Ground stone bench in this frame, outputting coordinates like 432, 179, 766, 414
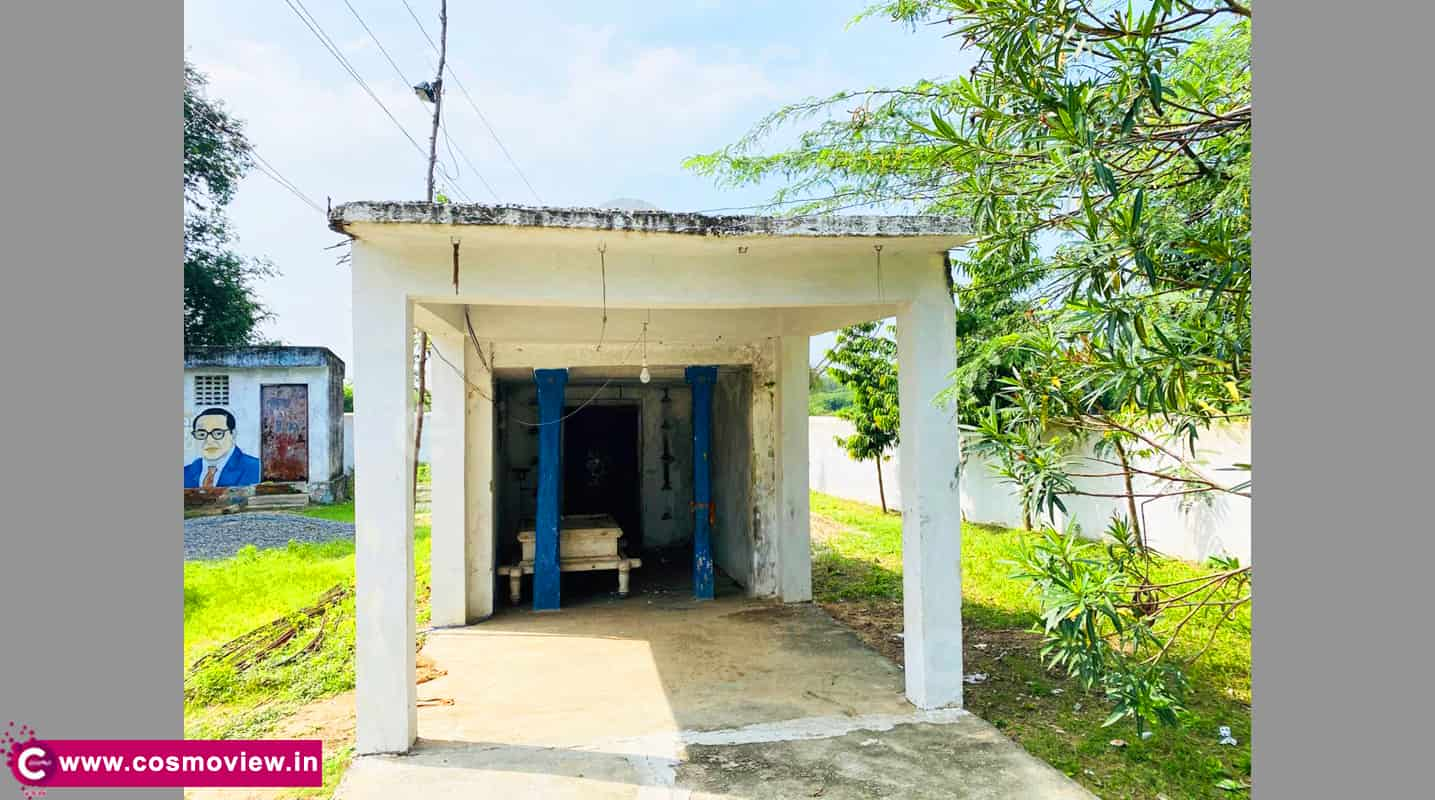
499, 514, 642, 604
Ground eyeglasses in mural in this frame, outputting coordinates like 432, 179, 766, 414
183, 407, 262, 488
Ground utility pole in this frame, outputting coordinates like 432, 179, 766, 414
423, 0, 448, 202
413, 0, 448, 506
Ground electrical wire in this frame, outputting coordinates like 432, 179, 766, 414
252, 152, 325, 214
282, 0, 432, 163
251, 161, 326, 215
443, 123, 501, 200
425, 314, 647, 427
185, 103, 326, 216
446, 70, 543, 204
594, 243, 608, 351
341, 0, 412, 90
423, 233, 647, 427
340, 0, 494, 202
400, 0, 543, 204
513, 337, 648, 428
433, 157, 473, 202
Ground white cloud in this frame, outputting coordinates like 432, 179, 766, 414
432, 22, 806, 197
181, 0, 923, 369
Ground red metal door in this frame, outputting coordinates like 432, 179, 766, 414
260, 384, 309, 482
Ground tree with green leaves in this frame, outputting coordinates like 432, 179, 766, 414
690, 0, 1252, 732
808, 368, 855, 415
184, 61, 272, 351
828, 322, 901, 513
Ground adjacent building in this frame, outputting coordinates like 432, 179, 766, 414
183, 346, 347, 509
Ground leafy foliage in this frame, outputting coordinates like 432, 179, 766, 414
809, 369, 855, 415
1010, 517, 1247, 733
809, 388, 854, 415
184, 61, 272, 351
827, 322, 901, 511
812, 491, 1251, 798
828, 323, 900, 462
690, 0, 1253, 732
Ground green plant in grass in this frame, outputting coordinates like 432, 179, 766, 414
184, 537, 360, 663
185, 478, 434, 798
184, 513, 431, 742
809, 368, 855, 415
1010, 518, 1246, 734
809, 491, 1250, 799
809, 389, 854, 416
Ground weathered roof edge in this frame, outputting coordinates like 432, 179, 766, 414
329, 201, 971, 239
184, 346, 345, 372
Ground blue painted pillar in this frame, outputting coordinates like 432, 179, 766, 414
533, 368, 568, 611
685, 366, 718, 600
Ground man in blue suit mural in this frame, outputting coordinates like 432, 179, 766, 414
183, 407, 262, 488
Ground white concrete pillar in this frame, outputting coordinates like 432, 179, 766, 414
748, 351, 780, 598
895, 270, 964, 710
465, 336, 497, 620
428, 330, 468, 628
776, 336, 812, 602
353, 264, 417, 753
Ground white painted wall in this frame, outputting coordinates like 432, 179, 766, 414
344, 413, 354, 472
809, 416, 901, 509
352, 351, 800, 597
345, 413, 436, 473
712, 367, 754, 588
810, 416, 1252, 565
427, 331, 470, 629
184, 365, 339, 483
493, 380, 697, 557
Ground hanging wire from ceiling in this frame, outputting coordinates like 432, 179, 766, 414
423, 239, 656, 426
451, 237, 461, 294
639, 309, 651, 384
594, 243, 609, 352
874, 244, 885, 303
429, 323, 647, 428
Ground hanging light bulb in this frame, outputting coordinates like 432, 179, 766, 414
639, 315, 651, 383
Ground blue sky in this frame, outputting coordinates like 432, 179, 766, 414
184, 0, 971, 372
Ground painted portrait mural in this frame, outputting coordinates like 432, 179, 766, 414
183, 407, 261, 488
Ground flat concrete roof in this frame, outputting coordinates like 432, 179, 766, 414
184, 346, 345, 372
329, 202, 970, 241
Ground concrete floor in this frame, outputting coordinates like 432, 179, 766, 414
337, 568, 1091, 799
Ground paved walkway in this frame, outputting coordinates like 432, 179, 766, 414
337, 575, 1091, 799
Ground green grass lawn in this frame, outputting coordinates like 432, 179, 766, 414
810, 491, 1252, 800
184, 500, 430, 797
183, 502, 430, 666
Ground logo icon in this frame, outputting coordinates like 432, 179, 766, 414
3, 723, 52, 799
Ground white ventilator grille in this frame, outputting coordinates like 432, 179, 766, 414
194, 374, 230, 406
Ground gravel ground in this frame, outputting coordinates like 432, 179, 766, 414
184, 513, 355, 561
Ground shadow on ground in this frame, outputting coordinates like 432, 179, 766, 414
337, 558, 1090, 799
